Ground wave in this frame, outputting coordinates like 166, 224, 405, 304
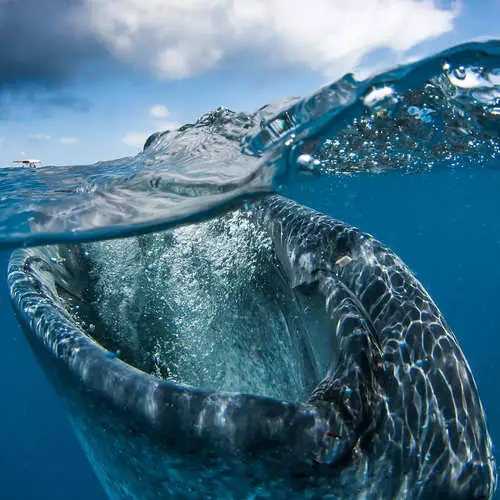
0, 40, 498, 247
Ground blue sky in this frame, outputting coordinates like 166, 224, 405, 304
0, 0, 498, 166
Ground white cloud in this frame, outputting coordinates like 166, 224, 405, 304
84, 0, 459, 80
150, 104, 170, 118
122, 131, 150, 148
30, 133, 52, 141
59, 137, 79, 145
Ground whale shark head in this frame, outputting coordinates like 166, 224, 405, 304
8, 195, 496, 499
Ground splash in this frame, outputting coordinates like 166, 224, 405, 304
0, 41, 498, 247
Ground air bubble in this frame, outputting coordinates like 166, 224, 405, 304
453, 66, 467, 80
49, 257, 65, 265
363, 86, 394, 107
296, 154, 321, 172
362, 86, 398, 115
284, 133, 296, 147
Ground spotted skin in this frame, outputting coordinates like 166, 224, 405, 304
260, 195, 497, 499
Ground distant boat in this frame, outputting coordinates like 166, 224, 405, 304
13, 159, 41, 168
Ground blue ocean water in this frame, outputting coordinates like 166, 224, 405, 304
0, 250, 106, 499
2, 168, 499, 498
1, 40, 499, 498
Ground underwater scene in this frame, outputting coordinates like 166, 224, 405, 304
1, 40, 500, 498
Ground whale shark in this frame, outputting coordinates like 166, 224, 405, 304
8, 195, 496, 499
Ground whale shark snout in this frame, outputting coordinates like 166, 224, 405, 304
8, 195, 496, 499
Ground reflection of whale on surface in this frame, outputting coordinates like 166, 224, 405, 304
8, 195, 496, 499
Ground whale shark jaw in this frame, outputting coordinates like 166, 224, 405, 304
8, 196, 496, 499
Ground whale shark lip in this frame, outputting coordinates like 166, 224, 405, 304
7, 248, 339, 462
7, 205, 350, 468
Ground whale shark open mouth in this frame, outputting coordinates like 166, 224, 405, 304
8, 195, 496, 499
